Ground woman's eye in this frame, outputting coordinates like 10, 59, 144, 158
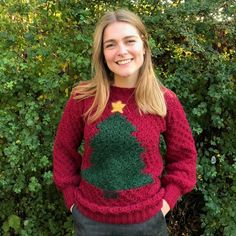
127, 40, 136, 44
105, 44, 115, 48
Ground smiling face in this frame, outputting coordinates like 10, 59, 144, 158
103, 22, 145, 87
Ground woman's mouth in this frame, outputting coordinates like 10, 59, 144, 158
116, 59, 133, 65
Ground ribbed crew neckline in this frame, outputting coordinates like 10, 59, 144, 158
110, 86, 136, 95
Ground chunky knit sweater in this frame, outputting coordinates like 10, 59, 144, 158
53, 86, 197, 224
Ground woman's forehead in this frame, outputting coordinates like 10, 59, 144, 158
103, 22, 140, 42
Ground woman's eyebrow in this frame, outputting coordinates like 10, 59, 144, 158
103, 35, 139, 44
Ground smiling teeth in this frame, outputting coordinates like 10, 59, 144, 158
117, 59, 132, 65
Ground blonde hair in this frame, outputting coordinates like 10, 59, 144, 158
73, 9, 167, 123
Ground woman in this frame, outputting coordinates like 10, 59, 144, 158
53, 9, 197, 236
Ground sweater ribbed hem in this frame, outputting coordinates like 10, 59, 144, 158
73, 183, 165, 224
77, 201, 162, 224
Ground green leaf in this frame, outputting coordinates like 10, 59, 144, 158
8, 214, 21, 231
2, 221, 9, 232
231, 186, 236, 192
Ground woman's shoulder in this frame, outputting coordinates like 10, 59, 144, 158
162, 87, 184, 112
162, 87, 178, 101
162, 87, 187, 120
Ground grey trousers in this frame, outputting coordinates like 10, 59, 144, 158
72, 206, 168, 236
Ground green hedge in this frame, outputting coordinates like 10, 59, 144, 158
0, 1, 235, 235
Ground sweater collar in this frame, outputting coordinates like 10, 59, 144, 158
110, 86, 135, 95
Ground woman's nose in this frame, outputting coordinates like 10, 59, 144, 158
117, 43, 128, 55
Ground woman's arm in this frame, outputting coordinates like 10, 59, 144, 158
161, 90, 197, 210
53, 97, 84, 210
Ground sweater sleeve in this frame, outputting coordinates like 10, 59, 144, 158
162, 90, 197, 209
53, 97, 84, 210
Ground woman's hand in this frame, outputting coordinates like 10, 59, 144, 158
70, 204, 75, 213
161, 199, 170, 217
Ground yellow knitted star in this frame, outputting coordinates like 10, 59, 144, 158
111, 101, 126, 113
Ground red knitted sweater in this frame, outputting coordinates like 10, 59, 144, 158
53, 86, 197, 224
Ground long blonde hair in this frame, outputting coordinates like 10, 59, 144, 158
73, 9, 167, 123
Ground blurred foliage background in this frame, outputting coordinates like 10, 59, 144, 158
0, 0, 235, 235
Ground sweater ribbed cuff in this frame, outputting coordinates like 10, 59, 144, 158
62, 186, 76, 210
163, 184, 182, 209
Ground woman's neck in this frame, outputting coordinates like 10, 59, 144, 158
113, 75, 138, 88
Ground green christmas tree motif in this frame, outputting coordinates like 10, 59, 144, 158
82, 113, 153, 197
